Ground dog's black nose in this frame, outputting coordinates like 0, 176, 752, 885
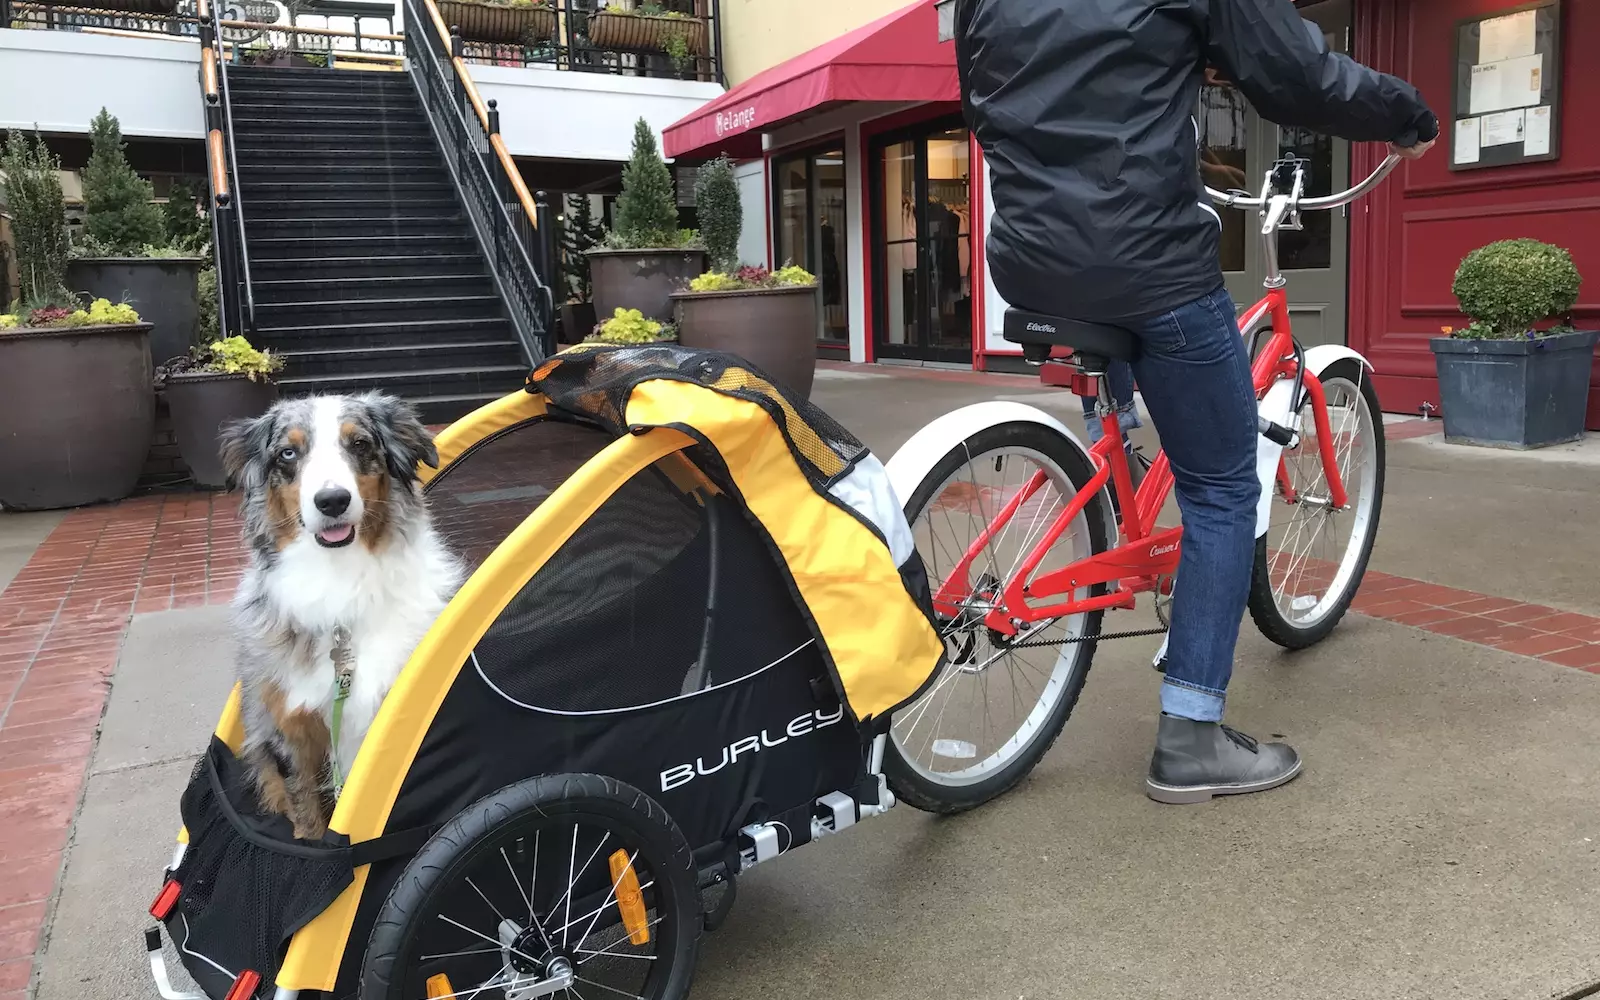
314, 487, 352, 517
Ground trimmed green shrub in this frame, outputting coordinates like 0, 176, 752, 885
82, 108, 166, 255
612, 118, 682, 249
1451, 238, 1582, 340
694, 155, 741, 273
559, 193, 605, 301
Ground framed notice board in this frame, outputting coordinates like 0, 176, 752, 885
1450, 0, 1562, 171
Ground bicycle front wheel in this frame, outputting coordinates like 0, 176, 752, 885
1248, 358, 1386, 648
886, 422, 1110, 814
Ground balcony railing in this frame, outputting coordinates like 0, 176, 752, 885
449, 0, 722, 84
3, 0, 722, 82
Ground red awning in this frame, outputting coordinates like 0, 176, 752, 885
662, 0, 957, 160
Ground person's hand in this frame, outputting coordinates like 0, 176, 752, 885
1389, 137, 1436, 160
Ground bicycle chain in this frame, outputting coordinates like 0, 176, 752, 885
1003, 625, 1169, 649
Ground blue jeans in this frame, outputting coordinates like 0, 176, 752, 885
1119, 285, 1259, 722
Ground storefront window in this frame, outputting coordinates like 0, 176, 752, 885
773, 145, 849, 344
873, 122, 972, 363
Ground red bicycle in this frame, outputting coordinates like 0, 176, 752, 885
878, 151, 1399, 814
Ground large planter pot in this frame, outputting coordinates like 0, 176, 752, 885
1429, 329, 1600, 449
437, 1, 556, 44
560, 301, 597, 346
162, 372, 280, 489
66, 257, 203, 368
586, 10, 707, 55
588, 248, 706, 325
0, 323, 156, 510
671, 284, 820, 398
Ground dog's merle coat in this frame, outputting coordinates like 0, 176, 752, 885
220, 393, 462, 840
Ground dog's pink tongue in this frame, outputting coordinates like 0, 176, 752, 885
318, 524, 354, 544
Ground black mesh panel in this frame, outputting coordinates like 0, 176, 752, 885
531, 344, 867, 488
471, 455, 814, 714
425, 417, 613, 571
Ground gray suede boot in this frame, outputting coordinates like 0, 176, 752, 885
1145, 714, 1302, 804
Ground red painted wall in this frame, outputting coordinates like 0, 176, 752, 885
1349, 0, 1600, 427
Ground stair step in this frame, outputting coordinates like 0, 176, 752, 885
248, 235, 479, 259
227, 66, 411, 84
277, 365, 530, 404
230, 101, 423, 118
246, 198, 462, 218
234, 147, 441, 165
238, 166, 449, 186
252, 254, 487, 279
241, 181, 454, 200
252, 317, 514, 347
249, 217, 468, 240
231, 118, 432, 136
254, 274, 493, 302
254, 295, 504, 324
278, 340, 525, 375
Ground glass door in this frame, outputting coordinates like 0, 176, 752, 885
773, 145, 851, 348
1204, 0, 1352, 348
872, 120, 973, 363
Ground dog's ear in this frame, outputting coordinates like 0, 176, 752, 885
218, 413, 273, 491
370, 394, 438, 483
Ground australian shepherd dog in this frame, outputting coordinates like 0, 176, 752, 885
219, 393, 463, 840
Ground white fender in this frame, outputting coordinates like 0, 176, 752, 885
884, 400, 1112, 528
1253, 344, 1375, 537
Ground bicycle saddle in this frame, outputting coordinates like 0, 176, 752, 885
1002, 307, 1139, 364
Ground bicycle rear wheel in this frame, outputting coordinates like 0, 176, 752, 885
1248, 358, 1385, 649
887, 422, 1109, 814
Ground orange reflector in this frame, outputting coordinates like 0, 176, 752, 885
149, 880, 182, 920
222, 970, 260, 1000
426, 973, 455, 999
609, 849, 649, 945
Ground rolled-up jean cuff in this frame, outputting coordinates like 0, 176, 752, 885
1161, 680, 1225, 722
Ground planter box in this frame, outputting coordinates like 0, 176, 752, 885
437, 1, 556, 44
588, 248, 706, 326
0, 323, 156, 510
1429, 329, 1599, 449
162, 372, 279, 490
672, 284, 820, 399
66, 256, 203, 367
586, 10, 707, 55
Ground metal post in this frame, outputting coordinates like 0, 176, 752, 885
486, 98, 500, 136
1, 0, 13, 30
214, 195, 241, 338
534, 190, 556, 356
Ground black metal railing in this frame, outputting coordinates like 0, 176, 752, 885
406, 0, 554, 363
451, 0, 723, 84
4, 0, 716, 82
196, 0, 255, 336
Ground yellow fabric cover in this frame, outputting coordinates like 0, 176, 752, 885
626, 378, 943, 722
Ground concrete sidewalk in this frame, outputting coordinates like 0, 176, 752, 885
21, 366, 1600, 1000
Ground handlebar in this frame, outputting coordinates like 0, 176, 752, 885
1205, 152, 1402, 212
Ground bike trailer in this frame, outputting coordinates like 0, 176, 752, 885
147, 344, 946, 1000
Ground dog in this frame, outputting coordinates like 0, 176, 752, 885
219, 393, 463, 840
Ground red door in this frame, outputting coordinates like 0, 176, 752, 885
1348, 0, 1600, 427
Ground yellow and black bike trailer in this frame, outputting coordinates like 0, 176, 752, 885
144, 345, 956, 1000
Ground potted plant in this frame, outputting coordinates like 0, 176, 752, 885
1, 298, 156, 511
587, 2, 706, 59
584, 306, 678, 345
1429, 238, 1595, 449
156, 336, 282, 490
586, 118, 705, 325
437, 0, 555, 45
65, 109, 203, 368
557, 192, 605, 346
671, 157, 822, 397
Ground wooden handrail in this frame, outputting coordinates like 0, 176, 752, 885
418, 0, 539, 230
201, 45, 218, 97
206, 129, 230, 198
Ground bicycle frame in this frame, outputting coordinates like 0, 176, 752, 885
932, 152, 1402, 638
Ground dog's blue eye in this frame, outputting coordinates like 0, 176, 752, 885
279, 447, 298, 462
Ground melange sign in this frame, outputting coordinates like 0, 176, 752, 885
713, 106, 758, 137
